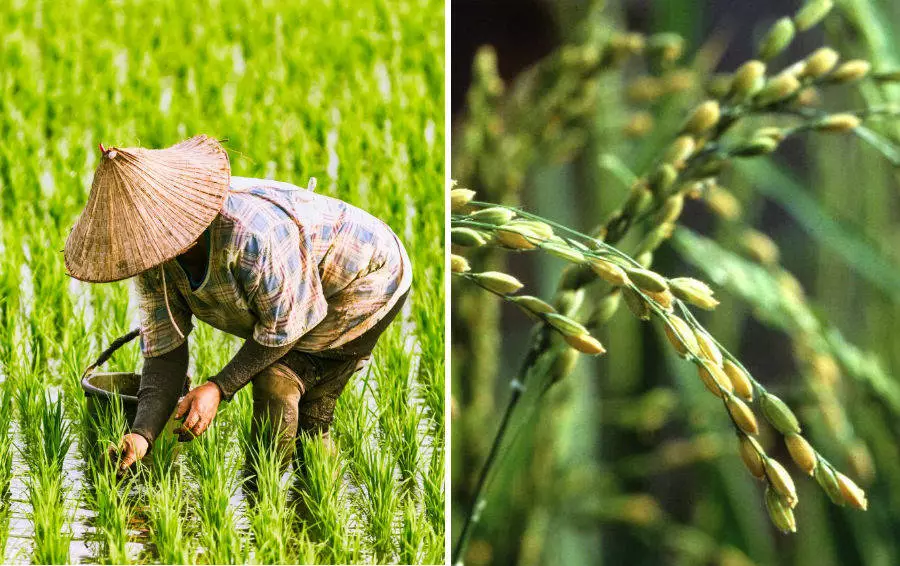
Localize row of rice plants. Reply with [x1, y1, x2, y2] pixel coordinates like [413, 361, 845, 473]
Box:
[15, 372, 73, 564]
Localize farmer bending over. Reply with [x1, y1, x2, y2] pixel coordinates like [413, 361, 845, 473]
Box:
[64, 136, 411, 470]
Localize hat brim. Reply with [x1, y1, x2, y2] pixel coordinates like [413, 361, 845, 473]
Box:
[64, 135, 230, 283]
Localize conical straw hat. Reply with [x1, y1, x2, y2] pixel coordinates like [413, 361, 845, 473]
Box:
[65, 135, 230, 283]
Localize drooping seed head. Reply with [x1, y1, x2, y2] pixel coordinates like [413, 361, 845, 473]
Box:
[589, 258, 630, 287]
[802, 47, 840, 79]
[765, 458, 798, 507]
[656, 195, 685, 225]
[758, 17, 796, 61]
[738, 434, 766, 479]
[707, 73, 734, 99]
[664, 69, 695, 94]
[624, 267, 668, 293]
[848, 442, 875, 484]
[705, 185, 743, 220]
[670, 277, 719, 310]
[797, 86, 820, 106]
[730, 60, 767, 101]
[813, 113, 861, 133]
[541, 242, 586, 263]
[726, 395, 758, 435]
[636, 223, 675, 255]
[451, 227, 488, 247]
[732, 136, 780, 157]
[755, 73, 802, 106]
[835, 472, 868, 510]
[624, 112, 655, 137]
[723, 359, 754, 401]
[622, 187, 654, 217]
[451, 188, 477, 212]
[761, 393, 801, 435]
[794, 0, 834, 32]
[663, 315, 699, 357]
[765, 487, 798, 533]
[471, 271, 524, 295]
[649, 163, 679, 195]
[643, 288, 674, 311]
[648, 32, 684, 63]
[741, 229, 781, 265]
[828, 59, 870, 83]
[509, 295, 556, 317]
[698, 363, 733, 398]
[815, 464, 845, 505]
[754, 126, 786, 142]
[785, 433, 817, 476]
[513, 219, 554, 240]
[555, 289, 585, 316]
[494, 225, 539, 250]
[470, 207, 516, 225]
[622, 286, 651, 320]
[694, 329, 723, 367]
[682, 100, 721, 136]
[451, 254, 471, 273]
[564, 332, 607, 355]
[663, 136, 697, 167]
[627, 76, 665, 103]
[544, 312, 589, 337]
[590, 292, 622, 326]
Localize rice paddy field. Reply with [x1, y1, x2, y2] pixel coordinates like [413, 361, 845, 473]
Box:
[0, 0, 444, 564]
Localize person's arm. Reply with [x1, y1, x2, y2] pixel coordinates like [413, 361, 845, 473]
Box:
[173, 337, 301, 440]
[131, 339, 190, 445]
[209, 337, 300, 400]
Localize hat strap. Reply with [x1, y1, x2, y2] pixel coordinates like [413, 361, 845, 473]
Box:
[160, 264, 185, 340]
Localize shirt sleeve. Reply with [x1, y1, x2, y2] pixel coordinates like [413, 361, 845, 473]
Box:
[240, 221, 329, 347]
[135, 268, 194, 358]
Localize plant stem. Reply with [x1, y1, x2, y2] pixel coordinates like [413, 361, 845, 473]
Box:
[452, 383, 522, 564]
[453, 328, 549, 564]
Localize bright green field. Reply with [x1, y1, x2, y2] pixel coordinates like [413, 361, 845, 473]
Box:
[0, 0, 444, 563]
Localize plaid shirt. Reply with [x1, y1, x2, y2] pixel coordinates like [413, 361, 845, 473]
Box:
[136, 176, 411, 358]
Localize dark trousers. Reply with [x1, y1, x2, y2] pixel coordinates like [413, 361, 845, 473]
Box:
[250, 291, 409, 456]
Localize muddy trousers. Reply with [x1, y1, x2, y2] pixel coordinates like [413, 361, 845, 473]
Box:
[249, 291, 408, 464]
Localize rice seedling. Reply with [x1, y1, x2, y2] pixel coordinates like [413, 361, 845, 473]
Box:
[20, 392, 73, 565]
[0, 0, 443, 561]
[423, 444, 445, 534]
[354, 439, 401, 560]
[243, 417, 293, 564]
[186, 425, 245, 565]
[452, 0, 900, 562]
[294, 432, 360, 565]
[79, 393, 138, 565]
[144, 472, 193, 565]
[398, 499, 430, 565]
[0, 387, 16, 557]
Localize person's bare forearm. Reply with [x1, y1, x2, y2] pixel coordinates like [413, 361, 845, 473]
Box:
[209, 338, 299, 400]
[131, 340, 190, 446]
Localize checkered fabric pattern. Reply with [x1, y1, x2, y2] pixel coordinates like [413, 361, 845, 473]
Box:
[135, 176, 411, 358]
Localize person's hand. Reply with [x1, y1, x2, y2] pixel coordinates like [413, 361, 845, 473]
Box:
[107, 433, 148, 474]
[173, 381, 222, 441]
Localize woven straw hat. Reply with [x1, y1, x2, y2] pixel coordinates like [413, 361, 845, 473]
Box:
[65, 135, 230, 283]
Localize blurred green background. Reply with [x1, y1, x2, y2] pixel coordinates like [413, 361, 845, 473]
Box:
[450, 1, 900, 565]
